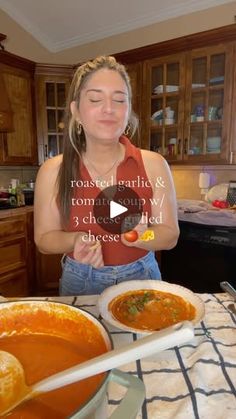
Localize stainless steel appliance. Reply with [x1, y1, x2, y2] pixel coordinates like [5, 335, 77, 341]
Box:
[161, 221, 236, 293]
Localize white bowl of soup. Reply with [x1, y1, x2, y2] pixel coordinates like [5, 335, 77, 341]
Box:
[98, 280, 205, 334]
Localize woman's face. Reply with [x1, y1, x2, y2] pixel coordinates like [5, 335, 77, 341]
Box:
[74, 68, 130, 143]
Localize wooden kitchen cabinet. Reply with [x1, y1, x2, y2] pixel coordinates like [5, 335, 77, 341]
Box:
[125, 62, 143, 147]
[35, 64, 73, 164]
[143, 43, 234, 164]
[142, 52, 186, 156]
[0, 208, 61, 296]
[228, 42, 236, 165]
[0, 214, 29, 297]
[183, 44, 233, 164]
[0, 269, 28, 297]
[27, 211, 37, 293]
[0, 52, 37, 165]
[35, 251, 61, 294]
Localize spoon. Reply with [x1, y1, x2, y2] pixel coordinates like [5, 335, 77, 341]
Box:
[220, 281, 236, 315]
[0, 321, 194, 415]
[220, 281, 236, 300]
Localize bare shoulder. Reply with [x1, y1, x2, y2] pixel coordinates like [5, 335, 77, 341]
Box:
[35, 155, 63, 196]
[140, 149, 174, 193]
[141, 149, 168, 172]
[37, 155, 62, 179]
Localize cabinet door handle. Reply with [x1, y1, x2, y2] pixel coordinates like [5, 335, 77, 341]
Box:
[230, 151, 233, 164]
[177, 139, 181, 154]
[44, 144, 48, 158]
[184, 138, 188, 154]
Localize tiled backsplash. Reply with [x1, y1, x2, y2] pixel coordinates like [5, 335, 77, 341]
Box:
[0, 166, 39, 189]
[171, 165, 236, 200]
[1, 164, 235, 200]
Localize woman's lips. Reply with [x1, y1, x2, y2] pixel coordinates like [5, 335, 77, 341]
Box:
[98, 119, 118, 124]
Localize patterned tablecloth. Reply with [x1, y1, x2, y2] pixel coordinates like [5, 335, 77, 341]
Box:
[34, 292, 236, 419]
[1, 293, 235, 418]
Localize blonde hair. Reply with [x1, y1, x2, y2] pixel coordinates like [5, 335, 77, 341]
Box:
[57, 56, 139, 224]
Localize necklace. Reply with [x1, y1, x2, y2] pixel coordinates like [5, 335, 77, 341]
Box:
[83, 151, 121, 183]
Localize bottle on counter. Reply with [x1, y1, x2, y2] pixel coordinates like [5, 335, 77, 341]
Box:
[16, 185, 25, 206]
[28, 179, 35, 189]
[8, 184, 17, 205]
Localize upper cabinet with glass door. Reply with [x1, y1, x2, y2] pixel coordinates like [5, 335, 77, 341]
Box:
[143, 53, 185, 161]
[143, 43, 234, 164]
[35, 66, 73, 164]
[45, 81, 67, 158]
[125, 62, 142, 147]
[184, 44, 234, 163]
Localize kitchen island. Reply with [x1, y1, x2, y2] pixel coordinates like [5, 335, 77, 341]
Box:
[3, 292, 234, 419]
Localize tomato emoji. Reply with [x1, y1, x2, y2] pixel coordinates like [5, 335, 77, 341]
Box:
[124, 230, 139, 242]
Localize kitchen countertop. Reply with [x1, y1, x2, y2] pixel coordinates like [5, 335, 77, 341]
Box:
[178, 199, 236, 226]
[0, 205, 33, 219]
[4, 292, 235, 419]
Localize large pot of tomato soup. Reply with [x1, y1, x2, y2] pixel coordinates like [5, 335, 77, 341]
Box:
[0, 300, 145, 419]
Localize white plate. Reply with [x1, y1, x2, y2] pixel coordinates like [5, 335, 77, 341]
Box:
[97, 280, 205, 334]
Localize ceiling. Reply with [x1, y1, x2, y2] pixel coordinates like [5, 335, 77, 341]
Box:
[0, 0, 233, 52]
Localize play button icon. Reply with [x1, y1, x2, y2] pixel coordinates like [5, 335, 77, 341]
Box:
[110, 201, 128, 218]
[93, 185, 143, 234]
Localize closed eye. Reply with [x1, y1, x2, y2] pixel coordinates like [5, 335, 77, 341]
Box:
[113, 99, 125, 103]
[89, 98, 126, 104]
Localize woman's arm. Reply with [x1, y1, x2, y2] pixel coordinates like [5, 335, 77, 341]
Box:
[34, 155, 77, 254]
[34, 156, 104, 267]
[122, 150, 179, 251]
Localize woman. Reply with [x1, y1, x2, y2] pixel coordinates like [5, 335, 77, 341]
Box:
[34, 56, 179, 295]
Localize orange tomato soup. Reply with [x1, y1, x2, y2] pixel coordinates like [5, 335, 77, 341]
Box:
[0, 303, 109, 418]
[109, 290, 196, 331]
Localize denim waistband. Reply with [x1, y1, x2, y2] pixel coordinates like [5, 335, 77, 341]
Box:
[62, 251, 156, 277]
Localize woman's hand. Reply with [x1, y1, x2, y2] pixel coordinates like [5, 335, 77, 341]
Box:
[73, 233, 104, 268]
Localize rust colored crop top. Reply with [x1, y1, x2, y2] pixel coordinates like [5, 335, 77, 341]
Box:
[67, 136, 153, 265]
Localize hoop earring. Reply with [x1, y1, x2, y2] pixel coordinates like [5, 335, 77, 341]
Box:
[124, 124, 130, 137]
[77, 121, 82, 135]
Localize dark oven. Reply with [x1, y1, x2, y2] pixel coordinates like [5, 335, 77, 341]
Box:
[161, 221, 236, 293]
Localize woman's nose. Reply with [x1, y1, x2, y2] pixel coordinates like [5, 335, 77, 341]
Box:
[102, 98, 114, 113]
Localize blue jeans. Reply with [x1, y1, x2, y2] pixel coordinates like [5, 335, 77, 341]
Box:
[60, 251, 161, 296]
